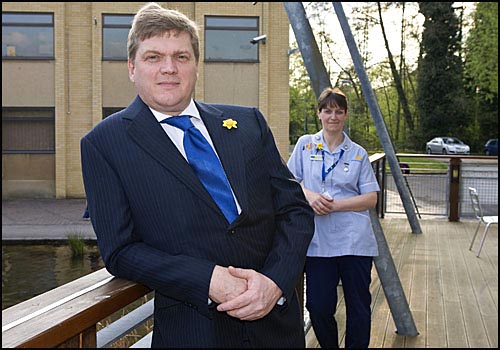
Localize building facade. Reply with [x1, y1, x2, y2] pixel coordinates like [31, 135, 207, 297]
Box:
[2, 2, 290, 199]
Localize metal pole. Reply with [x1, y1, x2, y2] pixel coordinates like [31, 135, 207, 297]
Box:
[283, 2, 331, 99]
[332, 2, 422, 234]
[370, 208, 419, 336]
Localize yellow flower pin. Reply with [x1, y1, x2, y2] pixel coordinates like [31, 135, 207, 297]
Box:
[222, 119, 238, 129]
[316, 143, 323, 151]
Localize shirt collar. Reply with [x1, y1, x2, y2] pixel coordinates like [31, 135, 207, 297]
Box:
[149, 99, 201, 122]
[319, 131, 353, 153]
[339, 132, 352, 152]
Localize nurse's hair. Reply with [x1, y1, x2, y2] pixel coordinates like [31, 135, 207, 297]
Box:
[317, 87, 348, 112]
[128, 2, 200, 63]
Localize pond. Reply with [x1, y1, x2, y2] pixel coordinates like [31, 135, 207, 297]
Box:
[2, 242, 105, 310]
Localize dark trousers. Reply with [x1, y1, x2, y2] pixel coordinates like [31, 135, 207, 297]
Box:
[305, 256, 373, 348]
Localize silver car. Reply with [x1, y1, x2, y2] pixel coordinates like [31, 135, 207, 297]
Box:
[426, 137, 470, 155]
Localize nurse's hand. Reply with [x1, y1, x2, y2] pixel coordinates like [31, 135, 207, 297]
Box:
[303, 188, 334, 215]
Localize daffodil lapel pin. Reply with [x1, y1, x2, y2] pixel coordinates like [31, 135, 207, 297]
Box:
[315, 142, 323, 152]
[222, 118, 238, 130]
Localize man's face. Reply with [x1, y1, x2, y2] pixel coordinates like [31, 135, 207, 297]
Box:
[128, 31, 198, 115]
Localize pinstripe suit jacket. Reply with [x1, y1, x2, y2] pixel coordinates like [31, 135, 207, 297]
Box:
[80, 96, 314, 347]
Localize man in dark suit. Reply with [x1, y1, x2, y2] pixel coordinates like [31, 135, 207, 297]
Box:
[81, 3, 314, 348]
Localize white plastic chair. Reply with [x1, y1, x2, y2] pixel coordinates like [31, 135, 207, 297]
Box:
[468, 187, 498, 257]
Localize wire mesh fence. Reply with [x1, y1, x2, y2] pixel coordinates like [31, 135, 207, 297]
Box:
[383, 157, 498, 218]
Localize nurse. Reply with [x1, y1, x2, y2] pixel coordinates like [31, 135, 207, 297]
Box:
[287, 87, 380, 348]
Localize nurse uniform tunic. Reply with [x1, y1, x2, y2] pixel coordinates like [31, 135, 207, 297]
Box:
[287, 130, 380, 258]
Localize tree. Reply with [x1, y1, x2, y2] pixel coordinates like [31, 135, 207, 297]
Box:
[465, 2, 498, 100]
[416, 3, 469, 147]
[376, 2, 415, 143]
[289, 49, 318, 144]
[463, 2, 498, 152]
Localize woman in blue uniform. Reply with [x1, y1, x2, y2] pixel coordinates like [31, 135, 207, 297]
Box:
[287, 87, 380, 348]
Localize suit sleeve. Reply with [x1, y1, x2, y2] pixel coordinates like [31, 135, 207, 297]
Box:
[81, 135, 216, 318]
[251, 109, 315, 302]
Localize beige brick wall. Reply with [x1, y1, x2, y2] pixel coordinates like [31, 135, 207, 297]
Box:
[2, 2, 290, 198]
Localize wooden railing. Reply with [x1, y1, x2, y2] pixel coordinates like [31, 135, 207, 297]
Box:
[2, 269, 151, 348]
[390, 154, 498, 221]
[2, 155, 390, 348]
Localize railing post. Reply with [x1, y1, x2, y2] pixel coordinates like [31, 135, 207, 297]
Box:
[380, 157, 386, 218]
[449, 157, 461, 222]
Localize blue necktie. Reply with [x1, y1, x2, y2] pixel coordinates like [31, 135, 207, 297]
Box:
[161, 115, 238, 223]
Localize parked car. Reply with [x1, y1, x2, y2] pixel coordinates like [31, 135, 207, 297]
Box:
[426, 137, 470, 155]
[484, 138, 498, 156]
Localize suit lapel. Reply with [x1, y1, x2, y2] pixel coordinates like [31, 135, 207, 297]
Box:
[125, 97, 220, 215]
[196, 102, 248, 220]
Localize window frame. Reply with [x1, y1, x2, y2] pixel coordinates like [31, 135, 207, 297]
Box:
[204, 15, 260, 63]
[2, 11, 54, 60]
[102, 13, 134, 61]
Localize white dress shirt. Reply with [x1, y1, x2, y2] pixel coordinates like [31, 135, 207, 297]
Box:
[149, 99, 241, 214]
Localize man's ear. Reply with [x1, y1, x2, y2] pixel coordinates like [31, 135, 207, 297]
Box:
[128, 60, 135, 83]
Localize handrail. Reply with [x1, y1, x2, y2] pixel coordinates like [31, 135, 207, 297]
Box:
[2, 268, 151, 348]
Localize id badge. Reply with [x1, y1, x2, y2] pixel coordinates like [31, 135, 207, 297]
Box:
[310, 154, 323, 161]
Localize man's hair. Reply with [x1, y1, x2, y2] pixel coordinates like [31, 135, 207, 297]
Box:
[317, 87, 348, 112]
[128, 2, 200, 62]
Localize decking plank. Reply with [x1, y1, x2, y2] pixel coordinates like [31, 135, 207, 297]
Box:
[439, 220, 468, 348]
[426, 220, 447, 348]
[305, 217, 497, 348]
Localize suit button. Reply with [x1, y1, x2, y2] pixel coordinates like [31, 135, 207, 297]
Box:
[229, 229, 236, 235]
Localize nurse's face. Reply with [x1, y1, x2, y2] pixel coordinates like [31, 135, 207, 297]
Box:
[318, 104, 347, 133]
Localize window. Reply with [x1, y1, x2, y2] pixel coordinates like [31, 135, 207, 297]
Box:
[205, 16, 259, 62]
[2, 12, 54, 59]
[2, 108, 55, 153]
[102, 107, 125, 119]
[102, 14, 134, 60]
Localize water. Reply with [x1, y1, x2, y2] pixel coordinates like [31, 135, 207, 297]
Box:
[2, 243, 105, 310]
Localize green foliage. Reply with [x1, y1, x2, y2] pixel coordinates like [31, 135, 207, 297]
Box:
[465, 2, 498, 100]
[67, 233, 85, 258]
[290, 2, 496, 155]
[463, 2, 498, 152]
[289, 53, 320, 144]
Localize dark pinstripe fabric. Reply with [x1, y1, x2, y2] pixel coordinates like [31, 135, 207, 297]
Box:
[81, 96, 314, 347]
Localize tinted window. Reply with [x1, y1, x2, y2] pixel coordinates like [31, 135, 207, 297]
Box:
[102, 14, 134, 60]
[2, 12, 54, 59]
[205, 16, 258, 62]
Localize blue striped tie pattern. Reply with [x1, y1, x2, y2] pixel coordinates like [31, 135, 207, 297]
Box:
[161, 115, 238, 223]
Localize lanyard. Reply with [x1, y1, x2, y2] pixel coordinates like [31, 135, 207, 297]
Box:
[321, 148, 345, 192]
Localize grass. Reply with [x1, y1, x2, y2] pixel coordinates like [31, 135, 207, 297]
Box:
[67, 232, 85, 257]
[396, 156, 448, 173]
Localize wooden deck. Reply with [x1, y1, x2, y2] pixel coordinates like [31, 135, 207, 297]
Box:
[305, 216, 498, 348]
